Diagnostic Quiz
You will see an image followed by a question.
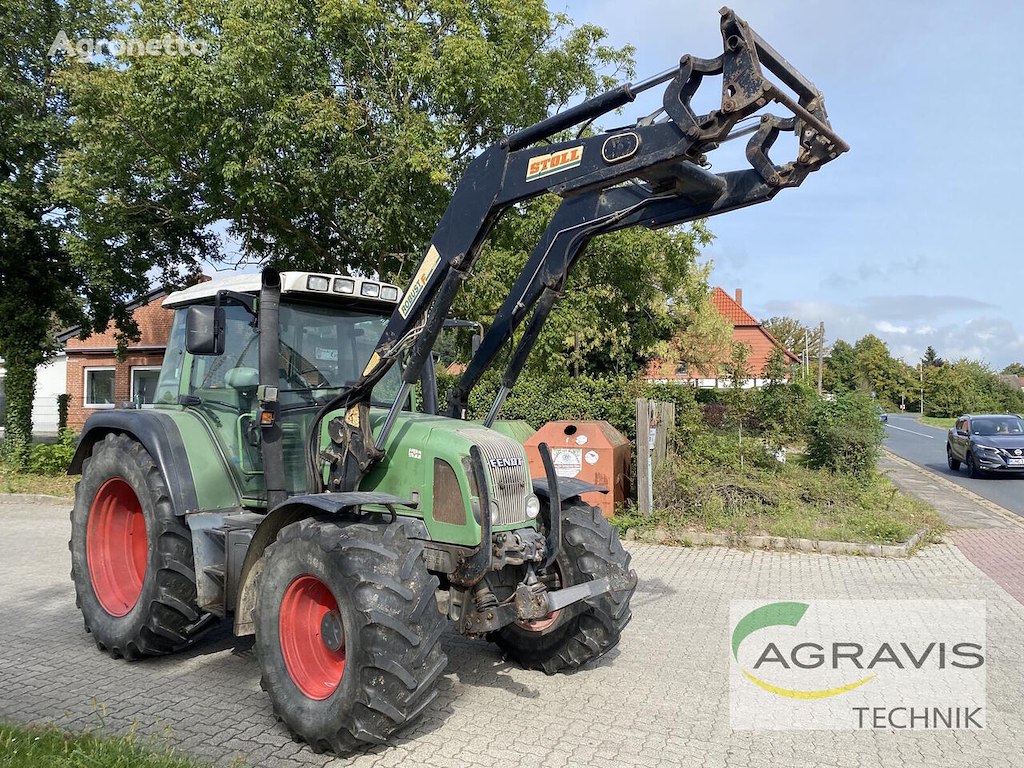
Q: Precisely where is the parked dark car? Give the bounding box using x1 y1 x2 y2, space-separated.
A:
946 414 1024 478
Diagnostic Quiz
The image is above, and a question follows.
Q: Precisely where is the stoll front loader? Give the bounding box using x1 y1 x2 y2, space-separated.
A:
68 9 847 754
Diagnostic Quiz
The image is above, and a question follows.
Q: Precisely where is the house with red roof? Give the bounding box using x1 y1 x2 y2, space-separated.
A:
646 287 801 388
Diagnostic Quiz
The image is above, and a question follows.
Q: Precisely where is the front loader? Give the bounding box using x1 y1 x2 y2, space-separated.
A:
67 8 847 754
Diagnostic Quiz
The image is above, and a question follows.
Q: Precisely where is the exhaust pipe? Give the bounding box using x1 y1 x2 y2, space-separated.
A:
258 268 287 510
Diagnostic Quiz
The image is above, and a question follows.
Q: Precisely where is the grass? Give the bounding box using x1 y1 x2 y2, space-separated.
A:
613 441 945 547
0 722 220 768
918 416 956 430
0 464 77 498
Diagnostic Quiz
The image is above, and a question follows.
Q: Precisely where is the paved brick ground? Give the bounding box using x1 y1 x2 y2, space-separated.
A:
3 498 1024 767
950 530 1024 606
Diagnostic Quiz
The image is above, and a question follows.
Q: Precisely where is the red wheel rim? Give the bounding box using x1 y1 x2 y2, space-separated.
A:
517 564 563 633
279 576 346 700
86 478 148 617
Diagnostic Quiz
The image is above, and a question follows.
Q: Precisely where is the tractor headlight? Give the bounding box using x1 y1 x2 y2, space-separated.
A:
306 275 330 291
491 500 500 525
525 494 541 519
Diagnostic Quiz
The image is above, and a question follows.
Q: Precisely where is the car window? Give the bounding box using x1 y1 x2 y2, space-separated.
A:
969 417 1024 435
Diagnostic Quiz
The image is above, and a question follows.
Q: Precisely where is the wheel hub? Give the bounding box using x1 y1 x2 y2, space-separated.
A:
320 610 345 652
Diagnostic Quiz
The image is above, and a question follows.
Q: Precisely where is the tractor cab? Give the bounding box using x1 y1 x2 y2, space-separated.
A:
157 272 412 498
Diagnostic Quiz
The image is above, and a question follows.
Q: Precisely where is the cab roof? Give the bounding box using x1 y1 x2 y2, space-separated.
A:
163 271 401 308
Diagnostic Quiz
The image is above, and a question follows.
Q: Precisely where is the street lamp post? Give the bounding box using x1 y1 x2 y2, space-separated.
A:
919 360 924 415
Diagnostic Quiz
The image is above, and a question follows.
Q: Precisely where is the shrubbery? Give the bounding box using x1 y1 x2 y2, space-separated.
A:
26 430 78 476
438 370 701 442
805 392 884 477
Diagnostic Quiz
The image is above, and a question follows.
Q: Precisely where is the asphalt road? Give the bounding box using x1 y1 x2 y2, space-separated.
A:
883 413 1024 517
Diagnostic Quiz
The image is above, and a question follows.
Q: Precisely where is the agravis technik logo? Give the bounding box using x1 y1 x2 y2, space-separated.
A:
729 600 986 730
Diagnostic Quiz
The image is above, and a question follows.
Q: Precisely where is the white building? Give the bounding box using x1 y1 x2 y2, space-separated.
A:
0 352 67 435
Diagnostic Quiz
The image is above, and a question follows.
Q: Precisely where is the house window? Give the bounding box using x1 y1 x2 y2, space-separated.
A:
84 368 116 408
131 366 162 408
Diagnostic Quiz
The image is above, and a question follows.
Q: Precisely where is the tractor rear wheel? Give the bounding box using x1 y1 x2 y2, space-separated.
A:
492 501 634 675
69 432 208 659
255 518 447 754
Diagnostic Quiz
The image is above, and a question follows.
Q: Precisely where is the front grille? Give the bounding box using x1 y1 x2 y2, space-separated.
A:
458 429 529 527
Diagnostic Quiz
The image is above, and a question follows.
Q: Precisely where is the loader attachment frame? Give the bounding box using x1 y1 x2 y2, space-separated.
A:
314 6 848 492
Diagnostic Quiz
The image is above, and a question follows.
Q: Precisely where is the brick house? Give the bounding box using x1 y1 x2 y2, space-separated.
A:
646 287 800 388
58 288 173 431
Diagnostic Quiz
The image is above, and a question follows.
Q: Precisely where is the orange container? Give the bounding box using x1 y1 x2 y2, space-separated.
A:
524 421 631 518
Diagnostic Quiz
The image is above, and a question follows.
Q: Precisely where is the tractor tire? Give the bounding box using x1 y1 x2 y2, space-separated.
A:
69 432 208 660
946 445 961 472
254 517 447 755
492 501 634 675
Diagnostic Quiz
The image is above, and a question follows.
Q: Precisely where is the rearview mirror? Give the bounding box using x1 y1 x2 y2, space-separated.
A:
186 305 225 356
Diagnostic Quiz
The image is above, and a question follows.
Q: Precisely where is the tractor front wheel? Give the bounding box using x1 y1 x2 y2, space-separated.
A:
255 518 447 754
69 432 208 659
492 501 634 675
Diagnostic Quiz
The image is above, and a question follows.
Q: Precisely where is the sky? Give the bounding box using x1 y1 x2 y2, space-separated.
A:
558 0 1024 371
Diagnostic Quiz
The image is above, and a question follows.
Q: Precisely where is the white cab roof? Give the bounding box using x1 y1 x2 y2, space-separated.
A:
163 271 401 308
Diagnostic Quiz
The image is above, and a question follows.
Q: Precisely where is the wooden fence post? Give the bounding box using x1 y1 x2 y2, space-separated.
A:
636 398 675 515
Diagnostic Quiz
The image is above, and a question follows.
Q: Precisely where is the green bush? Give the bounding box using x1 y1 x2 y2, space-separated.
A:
756 377 817 442
27 429 78 476
806 392 884 477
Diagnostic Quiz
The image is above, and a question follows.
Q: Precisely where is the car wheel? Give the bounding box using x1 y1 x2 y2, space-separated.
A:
966 453 983 479
946 445 961 472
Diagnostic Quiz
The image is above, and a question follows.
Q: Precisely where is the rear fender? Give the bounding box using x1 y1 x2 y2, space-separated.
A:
69 410 199 516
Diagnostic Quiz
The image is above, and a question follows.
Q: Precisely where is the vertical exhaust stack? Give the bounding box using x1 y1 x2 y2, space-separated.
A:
259 268 287 510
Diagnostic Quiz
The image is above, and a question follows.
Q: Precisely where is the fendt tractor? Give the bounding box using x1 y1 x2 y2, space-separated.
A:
68 8 847 754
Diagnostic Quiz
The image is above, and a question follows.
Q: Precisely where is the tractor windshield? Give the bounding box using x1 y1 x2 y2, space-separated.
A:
276 301 400 403
159 300 401 409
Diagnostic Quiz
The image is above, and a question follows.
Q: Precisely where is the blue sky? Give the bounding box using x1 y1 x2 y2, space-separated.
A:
561 0 1024 371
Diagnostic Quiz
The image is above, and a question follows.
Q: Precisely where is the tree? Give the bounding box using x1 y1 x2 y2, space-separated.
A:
454 196 713 377
762 316 821 362
822 339 857 393
54 0 701 382
57 0 632 281
0 0 97 466
663 263 733 380
1002 362 1024 376
922 345 945 368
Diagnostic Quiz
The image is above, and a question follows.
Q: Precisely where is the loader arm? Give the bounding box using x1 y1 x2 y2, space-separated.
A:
315 7 848 492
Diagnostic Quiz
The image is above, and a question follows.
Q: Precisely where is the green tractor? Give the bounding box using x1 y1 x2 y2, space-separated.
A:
68 8 846 755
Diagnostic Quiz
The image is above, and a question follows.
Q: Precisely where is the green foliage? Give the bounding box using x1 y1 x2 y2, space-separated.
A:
57 393 70 432
806 392 884 477
922 358 1024 417
756 375 817 443
1002 362 1024 376
57 0 632 279
26 430 77 476
822 338 857 394
453 195 712 377
0 721 212 768
645 440 942 545
762 316 821 361
445 370 700 443
1 0 94 467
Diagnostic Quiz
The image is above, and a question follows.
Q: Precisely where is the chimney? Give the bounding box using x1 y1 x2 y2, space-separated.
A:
734 288 743 306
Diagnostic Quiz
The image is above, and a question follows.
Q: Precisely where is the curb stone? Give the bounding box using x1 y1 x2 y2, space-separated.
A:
628 526 928 558
0 492 73 504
